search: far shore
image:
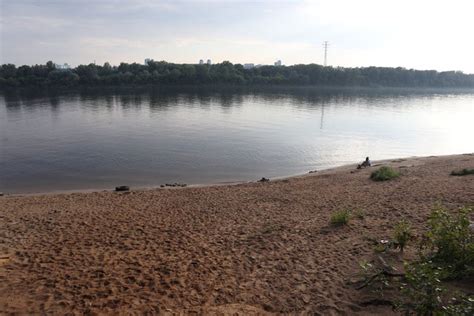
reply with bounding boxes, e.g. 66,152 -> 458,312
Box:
1,153 -> 473,314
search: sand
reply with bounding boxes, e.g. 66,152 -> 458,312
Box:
0,154 -> 473,315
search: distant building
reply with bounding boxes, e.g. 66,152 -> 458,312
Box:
199,59 -> 204,65
243,63 -> 255,69
207,59 -> 212,65
274,60 -> 282,66
55,63 -> 71,70
144,58 -> 152,65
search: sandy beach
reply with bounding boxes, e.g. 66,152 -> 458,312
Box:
0,154 -> 473,315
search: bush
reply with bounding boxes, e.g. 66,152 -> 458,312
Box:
443,296 -> 474,315
370,166 -> 400,181
451,168 -> 474,176
398,261 -> 445,315
330,210 -> 350,226
393,220 -> 412,252
425,206 -> 474,278
399,261 -> 474,315
359,205 -> 474,315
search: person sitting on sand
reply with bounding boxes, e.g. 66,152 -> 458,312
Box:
357,157 -> 371,169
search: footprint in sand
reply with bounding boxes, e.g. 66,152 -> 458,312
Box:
0,256 -> 10,266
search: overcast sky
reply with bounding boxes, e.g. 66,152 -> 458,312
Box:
1,0 -> 473,73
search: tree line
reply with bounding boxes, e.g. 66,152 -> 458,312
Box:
1,60 -> 473,88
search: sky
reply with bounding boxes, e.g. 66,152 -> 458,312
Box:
1,0 -> 474,73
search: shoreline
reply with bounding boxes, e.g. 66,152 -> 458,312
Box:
1,153 -> 473,314
3,153 -> 471,197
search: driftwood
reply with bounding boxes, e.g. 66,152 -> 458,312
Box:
355,270 -> 405,290
355,256 -> 405,290
359,298 -> 394,307
115,186 -> 130,192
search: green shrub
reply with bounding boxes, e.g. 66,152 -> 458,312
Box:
425,206 -> 474,278
399,261 -> 474,315
451,168 -> 474,176
330,210 -> 350,226
443,296 -> 474,315
360,205 -> 474,315
393,220 -> 412,252
398,261 -> 445,315
370,166 -> 400,181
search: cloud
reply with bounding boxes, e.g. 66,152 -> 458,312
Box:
1,0 -> 473,72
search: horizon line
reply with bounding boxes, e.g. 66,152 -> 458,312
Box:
2,60 -> 472,75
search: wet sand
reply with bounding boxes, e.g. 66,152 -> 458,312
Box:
1,154 -> 473,315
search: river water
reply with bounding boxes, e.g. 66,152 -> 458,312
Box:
1,87 -> 473,193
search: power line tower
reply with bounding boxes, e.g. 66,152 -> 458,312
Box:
323,41 -> 329,66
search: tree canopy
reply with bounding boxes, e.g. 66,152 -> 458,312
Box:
1,60 -> 473,88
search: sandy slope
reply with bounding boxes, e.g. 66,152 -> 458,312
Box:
0,154 -> 473,315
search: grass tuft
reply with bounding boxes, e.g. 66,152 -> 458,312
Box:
330,210 -> 350,226
370,166 -> 400,181
393,220 -> 412,252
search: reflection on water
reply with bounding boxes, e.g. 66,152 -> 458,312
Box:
1,86 -> 473,193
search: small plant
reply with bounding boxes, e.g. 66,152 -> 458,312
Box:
370,166 -> 400,181
330,210 -> 350,226
425,206 -> 474,278
443,296 -> 474,315
398,261 -> 445,315
358,205 -> 474,315
451,168 -> 474,176
398,261 -> 474,315
393,220 -> 412,252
